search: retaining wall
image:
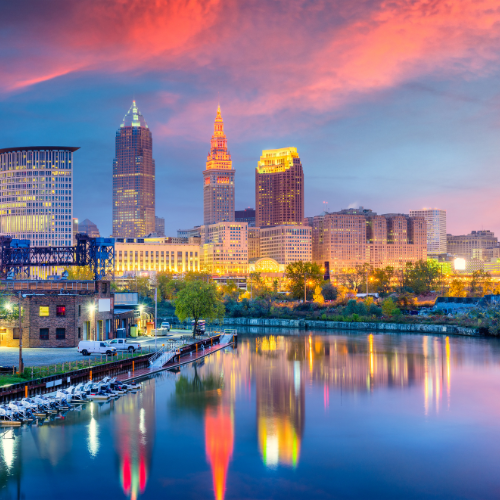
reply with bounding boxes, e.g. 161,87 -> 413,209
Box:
222,317 -> 479,336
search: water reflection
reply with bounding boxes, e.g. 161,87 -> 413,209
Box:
205,405 -> 234,500
113,379 -> 156,500
2,333 -> 500,499
255,336 -> 304,468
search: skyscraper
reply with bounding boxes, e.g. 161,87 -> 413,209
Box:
203,105 -> 235,225
255,147 -> 304,228
409,209 -> 447,255
0,146 -> 77,247
113,100 -> 155,238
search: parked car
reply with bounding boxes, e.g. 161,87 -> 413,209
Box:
108,338 -> 142,353
160,321 -> 170,331
78,341 -> 117,356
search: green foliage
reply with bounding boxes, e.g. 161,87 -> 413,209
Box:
382,297 -> 400,317
321,282 -> 337,301
285,261 -> 323,299
404,260 -> 441,295
175,280 -> 225,335
64,265 -> 94,280
372,266 -> 395,294
220,279 -> 241,301
369,304 -> 382,317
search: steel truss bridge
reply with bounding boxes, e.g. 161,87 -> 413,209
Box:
0,234 -> 114,281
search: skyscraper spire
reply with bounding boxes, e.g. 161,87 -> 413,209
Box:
203,105 -> 235,225
113,100 -> 155,237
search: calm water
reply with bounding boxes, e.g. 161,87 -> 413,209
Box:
2,331 -> 500,500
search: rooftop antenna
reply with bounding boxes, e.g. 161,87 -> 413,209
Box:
323,201 -> 329,214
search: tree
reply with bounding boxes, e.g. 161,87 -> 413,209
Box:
321,282 -> 337,301
448,279 -> 467,298
64,265 -> 94,280
285,261 -> 323,300
175,280 -> 225,337
469,270 -> 492,297
313,285 -> 324,304
157,272 -> 181,300
404,260 -> 440,295
372,266 -> 395,295
382,297 -> 400,317
221,280 -> 241,301
337,264 -> 371,291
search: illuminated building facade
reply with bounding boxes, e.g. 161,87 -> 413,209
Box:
203,106 -> 235,225
312,208 -> 427,272
260,225 -> 312,265
447,230 -> 499,260
113,101 -> 155,238
0,146 -> 76,247
200,222 -> 248,275
115,238 -> 200,275
248,227 -> 261,260
409,209 -> 447,255
255,148 -> 304,228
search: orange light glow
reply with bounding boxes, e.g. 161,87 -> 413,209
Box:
205,406 -> 234,500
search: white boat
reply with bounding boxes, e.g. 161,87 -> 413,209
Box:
0,405 -> 22,426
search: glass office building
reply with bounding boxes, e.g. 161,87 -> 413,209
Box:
0,146 -> 77,247
113,100 -> 155,238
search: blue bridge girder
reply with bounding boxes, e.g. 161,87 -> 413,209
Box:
0,233 -> 115,281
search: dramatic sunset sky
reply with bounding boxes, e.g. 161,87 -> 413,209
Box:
1,0 -> 500,236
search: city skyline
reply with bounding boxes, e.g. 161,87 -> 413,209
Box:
1,1 -> 500,238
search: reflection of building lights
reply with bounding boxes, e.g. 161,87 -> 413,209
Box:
88,417 -> 99,457
446,336 -> 451,407
139,408 -> 146,435
294,361 -> 301,397
259,416 -> 300,469
205,406 -> 234,500
1,430 -> 15,469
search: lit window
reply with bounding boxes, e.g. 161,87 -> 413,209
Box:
39,306 -> 49,317
56,305 -> 66,317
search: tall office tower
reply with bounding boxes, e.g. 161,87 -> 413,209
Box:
78,218 -> 100,238
255,147 -> 304,228
113,100 -> 155,238
409,209 -> 447,255
155,216 -> 165,237
0,146 -> 77,247
203,105 -> 235,225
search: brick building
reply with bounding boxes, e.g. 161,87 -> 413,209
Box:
0,280 -> 113,348
312,208 -> 427,272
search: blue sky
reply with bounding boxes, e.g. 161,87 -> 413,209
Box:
1,0 -> 500,237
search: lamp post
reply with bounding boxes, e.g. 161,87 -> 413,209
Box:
304,272 -> 308,302
18,292 -> 23,374
154,288 -> 157,351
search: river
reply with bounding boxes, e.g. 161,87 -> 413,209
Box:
2,330 -> 500,499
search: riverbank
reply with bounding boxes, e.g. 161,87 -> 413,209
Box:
222,317 -> 480,336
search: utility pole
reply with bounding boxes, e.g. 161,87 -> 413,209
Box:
18,292 -> 23,374
154,287 -> 158,351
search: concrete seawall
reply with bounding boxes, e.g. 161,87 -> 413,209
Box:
222,317 -> 479,336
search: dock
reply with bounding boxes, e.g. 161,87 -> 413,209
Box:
118,333 -> 237,383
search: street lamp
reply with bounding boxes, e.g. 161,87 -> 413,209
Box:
88,302 -> 96,341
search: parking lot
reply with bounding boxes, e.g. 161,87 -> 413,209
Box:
0,337 -> 161,368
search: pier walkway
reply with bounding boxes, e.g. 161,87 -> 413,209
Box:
118,338 -> 235,383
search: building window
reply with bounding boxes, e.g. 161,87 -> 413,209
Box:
78,327 -> 81,339
13,327 -> 19,340
56,328 -> 65,339
78,304 -> 81,317
39,306 -> 49,317
40,328 -> 49,340
56,305 -> 66,317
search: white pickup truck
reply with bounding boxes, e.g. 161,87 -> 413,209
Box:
108,339 -> 142,353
